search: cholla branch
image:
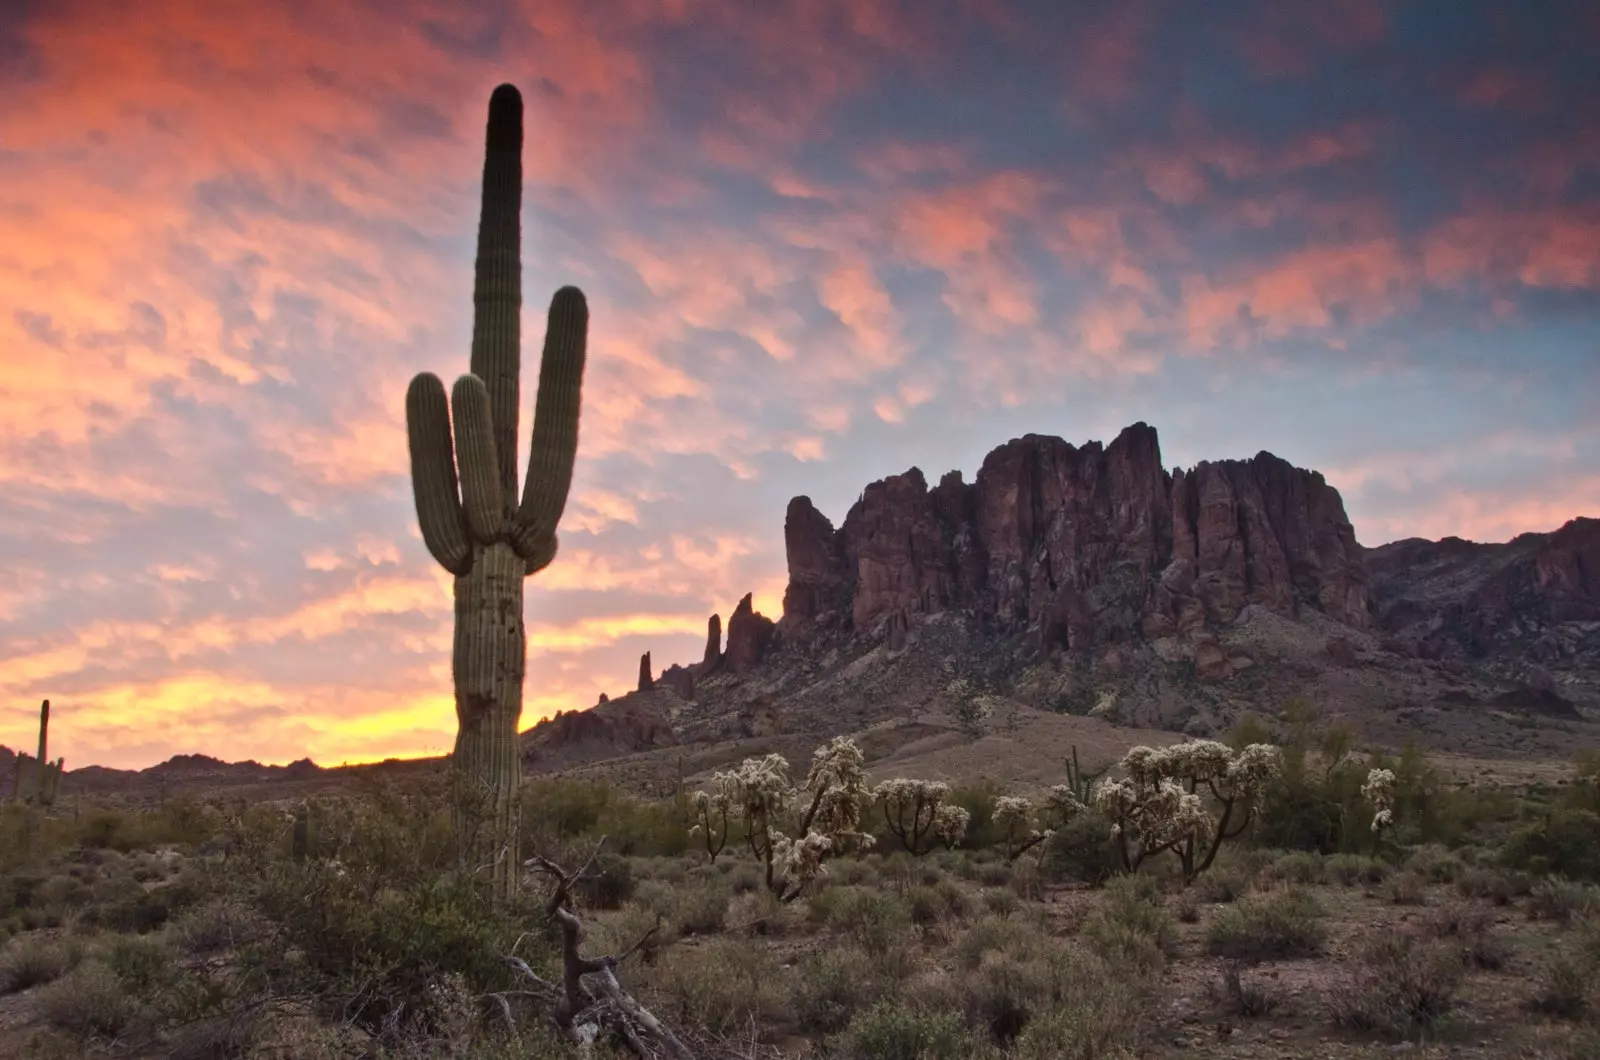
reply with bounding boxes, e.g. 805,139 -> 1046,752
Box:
1362,768 -> 1396,835
516,838 -> 693,1058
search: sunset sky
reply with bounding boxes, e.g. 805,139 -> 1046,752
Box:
1,0 -> 1597,770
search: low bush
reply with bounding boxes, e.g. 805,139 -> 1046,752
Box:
0,933 -> 75,994
1269,851 -> 1325,885
1383,871 -> 1429,906
792,946 -> 879,1034
1499,809 -> 1600,883
1205,888 -> 1327,962
834,1000 -> 990,1060
1527,877 -> 1600,923
1081,875 -> 1174,976
1326,854 -> 1389,887
1328,934 -> 1462,1040
35,959 -> 142,1039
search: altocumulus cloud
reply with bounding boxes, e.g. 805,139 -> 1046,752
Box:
0,0 -> 1596,767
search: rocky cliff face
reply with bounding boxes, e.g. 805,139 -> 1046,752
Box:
1367,518 -> 1600,681
780,423 -> 1370,649
520,690 -> 680,771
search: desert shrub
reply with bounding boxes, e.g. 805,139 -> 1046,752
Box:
1211,961 -> 1276,1017
962,950 -> 1052,1044
169,896 -> 268,955
793,946 -> 881,1034
255,862 -> 538,1040
520,778 -> 689,857
1527,878 -> 1600,923
1080,875 -> 1173,975
1269,851 -> 1325,885
975,862 -> 1012,888
590,904 -> 668,966
1009,855 -> 1044,901
100,933 -> 175,993
1328,934 -> 1462,1040
815,886 -> 911,955
1038,814 -> 1119,886
1499,809 -> 1600,883
1529,948 -> 1593,1019
0,933 -> 75,993
572,851 -> 635,910
830,858 -> 878,888
36,959 -> 141,1038
908,883 -> 963,927
1193,866 -> 1251,903
36,872 -> 93,912
1420,903 -> 1508,970
834,1000 -> 990,1060
1008,950 -> 1145,1060
1326,853 -> 1389,886
726,887 -> 793,937
1205,888 -> 1327,962
1175,891 -> 1201,923
641,875 -> 727,937
647,936 -> 787,1038
1455,866 -> 1528,905
1383,871 -> 1429,906
981,887 -> 1020,918
1405,844 -> 1464,883
953,915 -> 1036,971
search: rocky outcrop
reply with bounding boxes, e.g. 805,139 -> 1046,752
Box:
779,423 -> 1370,649
637,652 -> 653,693
700,614 -> 723,674
726,592 -> 776,674
1367,517 -> 1600,664
659,663 -> 696,700
520,690 -> 679,770
782,497 -> 853,629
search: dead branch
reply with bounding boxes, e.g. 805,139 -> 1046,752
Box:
514,838 -> 694,1059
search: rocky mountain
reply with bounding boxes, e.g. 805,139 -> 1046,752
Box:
0,748 -> 328,798
781,422 -> 1368,648
589,423 -> 1597,769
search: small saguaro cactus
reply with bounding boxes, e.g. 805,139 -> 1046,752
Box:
405,83 -> 588,899
13,700 -> 66,807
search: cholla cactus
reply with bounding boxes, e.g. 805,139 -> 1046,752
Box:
932,803 -> 970,848
874,778 -> 968,855
994,786 -> 1088,861
1097,739 -> 1282,882
688,773 -> 737,862
798,736 -> 874,846
694,738 -> 872,901
1362,767 -> 1396,835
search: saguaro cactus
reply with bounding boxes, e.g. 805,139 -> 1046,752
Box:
405,83 -> 587,898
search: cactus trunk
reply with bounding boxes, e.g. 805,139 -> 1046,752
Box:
450,542 -> 526,894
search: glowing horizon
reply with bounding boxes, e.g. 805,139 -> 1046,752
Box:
1,0 -> 1597,770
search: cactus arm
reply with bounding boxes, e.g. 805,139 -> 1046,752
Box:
523,531 -> 558,576
405,373 -> 473,575
450,374 -> 506,543
469,83 -> 524,501
511,287 -> 587,560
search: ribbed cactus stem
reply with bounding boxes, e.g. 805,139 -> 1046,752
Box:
407,375 -> 472,575
36,699 -> 47,776
471,83 -> 523,503
402,83 -> 587,900
513,288 -> 587,555
451,374 -> 505,542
